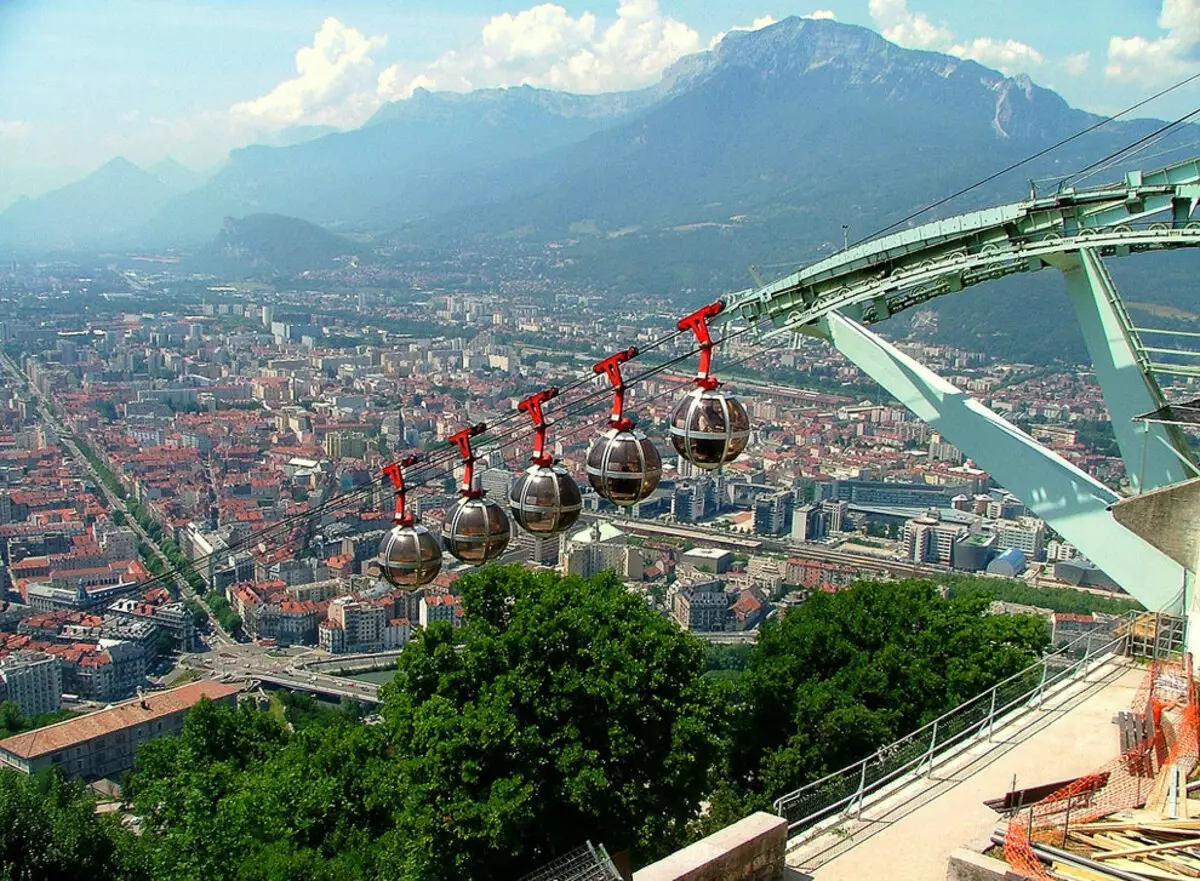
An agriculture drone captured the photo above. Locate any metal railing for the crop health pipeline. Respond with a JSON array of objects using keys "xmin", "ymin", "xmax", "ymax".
[
  {"xmin": 771, "ymin": 611, "xmax": 1182, "ymax": 834},
  {"xmin": 518, "ymin": 841, "xmax": 623, "ymax": 881}
]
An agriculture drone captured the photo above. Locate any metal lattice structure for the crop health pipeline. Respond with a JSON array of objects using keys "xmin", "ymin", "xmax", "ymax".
[
  {"xmin": 518, "ymin": 842, "xmax": 624, "ymax": 881},
  {"xmin": 717, "ymin": 157, "xmax": 1200, "ymax": 617}
]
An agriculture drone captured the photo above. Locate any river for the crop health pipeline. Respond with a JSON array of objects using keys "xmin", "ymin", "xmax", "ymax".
[{"xmin": 342, "ymin": 669, "xmax": 398, "ymax": 686}]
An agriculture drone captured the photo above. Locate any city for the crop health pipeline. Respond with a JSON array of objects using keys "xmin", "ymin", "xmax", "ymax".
[
  {"xmin": 1, "ymin": 4, "xmax": 1199, "ymax": 881},
  {"xmin": 0, "ymin": 250, "xmax": 1145, "ymax": 771}
]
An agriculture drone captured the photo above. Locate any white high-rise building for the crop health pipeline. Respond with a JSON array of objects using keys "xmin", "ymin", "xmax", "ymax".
[{"xmin": 0, "ymin": 652, "xmax": 61, "ymax": 716}]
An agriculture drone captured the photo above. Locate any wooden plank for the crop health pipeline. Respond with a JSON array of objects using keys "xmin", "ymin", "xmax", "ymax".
[
  {"xmin": 1105, "ymin": 857, "xmax": 1194, "ymax": 880},
  {"xmin": 1151, "ymin": 854, "xmax": 1200, "ymax": 878},
  {"xmin": 1079, "ymin": 820, "xmax": 1200, "ymax": 833},
  {"xmin": 1051, "ymin": 862, "xmax": 1122, "ymax": 881},
  {"xmin": 1094, "ymin": 836, "xmax": 1200, "ymax": 861},
  {"xmin": 984, "ymin": 773, "xmax": 1112, "ymax": 812}
]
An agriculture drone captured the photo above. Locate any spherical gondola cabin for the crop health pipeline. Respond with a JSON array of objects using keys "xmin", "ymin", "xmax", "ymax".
[
  {"xmin": 586, "ymin": 426, "xmax": 662, "ymax": 506},
  {"xmin": 586, "ymin": 348, "xmax": 662, "ymax": 506},
  {"xmin": 444, "ymin": 495, "xmax": 512, "ymax": 564},
  {"xmin": 511, "ymin": 464, "xmax": 582, "ymax": 534},
  {"xmin": 377, "ymin": 521, "xmax": 442, "ymax": 587},
  {"xmin": 669, "ymin": 386, "xmax": 750, "ymax": 469},
  {"xmin": 377, "ymin": 457, "xmax": 442, "ymax": 587},
  {"xmin": 508, "ymin": 388, "xmax": 583, "ymax": 535},
  {"xmin": 444, "ymin": 424, "xmax": 511, "ymax": 565}
]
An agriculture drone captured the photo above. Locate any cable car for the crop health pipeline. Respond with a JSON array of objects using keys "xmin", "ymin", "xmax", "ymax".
[
  {"xmin": 670, "ymin": 302, "xmax": 749, "ymax": 469},
  {"xmin": 377, "ymin": 456, "xmax": 442, "ymax": 587},
  {"xmin": 509, "ymin": 388, "xmax": 583, "ymax": 534},
  {"xmin": 586, "ymin": 348, "xmax": 662, "ymax": 505},
  {"xmin": 444, "ymin": 424, "xmax": 512, "ymax": 564}
]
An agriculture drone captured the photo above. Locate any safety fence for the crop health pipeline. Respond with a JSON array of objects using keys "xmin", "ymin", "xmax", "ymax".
[
  {"xmin": 1004, "ymin": 654, "xmax": 1199, "ymax": 879},
  {"xmin": 771, "ymin": 611, "xmax": 1182, "ymax": 834}
]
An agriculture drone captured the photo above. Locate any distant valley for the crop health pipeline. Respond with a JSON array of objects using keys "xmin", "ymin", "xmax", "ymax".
[{"xmin": 2, "ymin": 16, "xmax": 1197, "ymax": 365}]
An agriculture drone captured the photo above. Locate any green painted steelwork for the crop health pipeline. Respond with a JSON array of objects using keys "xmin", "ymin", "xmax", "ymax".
[
  {"xmin": 815, "ymin": 311, "xmax": 1186, "ymax": 612},
  {"xmin": 1052, "ymin": 249, "xmax": 1192, "ymax": 493},
  {"xmin": 722, "ymin": 157, "xmax": 1200, "ymax": 333},
  {"xmin": 721, "ymin": 156, "xmax": 1200, "ymax": 612}
]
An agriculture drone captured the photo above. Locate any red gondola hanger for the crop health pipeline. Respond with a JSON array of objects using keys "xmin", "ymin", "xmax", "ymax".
[
  {"xmin": 593, "ymin": 347, "xmax": 638, "ymax": 430},
  {"xmin": 448, "ymin": 423, "xmax": 486, "ymax": 498},
  {"xmin": 382, "ymin": 454, "xmax": 420, "ymax": 526},
  {"xmin": 518, "ymin": 387, "xmax": 558, "ymax": 467},
  {"xmin": 678, "ymin": 301, "xmax": 725, "ymax": 389}
]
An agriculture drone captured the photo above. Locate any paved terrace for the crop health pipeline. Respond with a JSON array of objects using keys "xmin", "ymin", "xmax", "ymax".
[{"xmin": 786, "ymin": 655, "xmax": 1144, "ymax": 881}]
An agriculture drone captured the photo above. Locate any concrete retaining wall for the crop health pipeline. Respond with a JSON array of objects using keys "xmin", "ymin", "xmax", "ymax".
[
  {"xmin": 946, "ymin": 848, "xmax": 1017, "ymax": 881},
  {"xmin": 633, "ymin": 813, "xmax": 787, "ymax": 881}
]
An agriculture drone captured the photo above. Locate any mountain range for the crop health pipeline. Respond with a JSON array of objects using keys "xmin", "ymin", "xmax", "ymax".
[{"xmin": 2, "ymin": 15, "xmax": 1196, "ymax": 356}]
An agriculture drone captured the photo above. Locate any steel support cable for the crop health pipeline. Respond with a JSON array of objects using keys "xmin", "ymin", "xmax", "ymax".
[
  {"xmin": 1059, "ymin": 104, "xmax": 1200, "ymax": 188},
  {"xmin": 395, "ymin": 331, "xmax": 792, "ymax": 510},
  {"xmin": 110, "ymin": 320, "xmax": 770, "ymax": 598},
  {"xmin": 129, "ymin": 325, "xmax": 706, "ymax": 587},
  {"xmin": 848, "ymin": 69, "xmax": 1200, "ymax": 249},
  {"xmin": 119, "ymin": 343, "xmax": 708, "ymax": 600}
]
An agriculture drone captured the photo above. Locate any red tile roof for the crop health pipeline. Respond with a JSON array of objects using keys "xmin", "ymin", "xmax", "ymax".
[{"xmin": 0, "ymin": 680, "xmax": 242, "ymax": 759}]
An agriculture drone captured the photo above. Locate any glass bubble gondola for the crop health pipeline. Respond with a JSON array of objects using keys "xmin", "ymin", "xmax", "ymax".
[
  {"xmin": 586, "ymin": 348, "xmax": 662, "ymax": 506},
  {"xmin": 443, "ymin": 424, "xmax": 512, "ymax": 564},
  {"xmin": 669, "ymin": 301, "xmax": 749, "ymax": 470},
  {"xmin": 508, "ymin": 388, "xmax": 583, "ymax": 535},
  {"xmin": 377, "ymin": 456, "xmax": 443, "ymax": 587},
  {"xmin": 669, "ymin": 387, "xmax": 750, "ymax": 469}
]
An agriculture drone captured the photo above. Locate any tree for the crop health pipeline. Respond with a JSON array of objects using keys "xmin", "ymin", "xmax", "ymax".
[
  {"xmin": 129, "ymin": 698, "xmax": 394, "ymax": 881},
  {"xmin": 152, "ymin": 629, "xmax": 177, "ymax": 658},
  {"xmin": 379, "ymin": 565, "xmax": 726, "ymax": 880},
  {"xmin": 0, "ymin": 768, "xmax": 148, "ymax": 880},
  {"xmin": 731, "ymin": 579, "xmax": 1049, "ymax": 797},
  {"xmin": 0, "ymin": 702, "xmax": 27, "ymax": 739}
]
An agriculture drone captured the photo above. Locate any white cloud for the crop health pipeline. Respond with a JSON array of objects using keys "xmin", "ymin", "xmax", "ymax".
[
  {"xmin": 230, "ymin": 17, "xmax": 387, "ymax": 127},
  {"xmin": 868, "ymin": 0, "xmax": 951, "ymax": 50},
  {"xmin": 1063, "ymin": 51, "xmax": 1090, "ymax": 76},
  {"xmin": 868, "ymin": 0, "xmax": 1044, "ymax": 75},
  {"xmin": 1106, "ymin": 0, "xmax": 1200, "ymax": 82},
  {"xmin": 379, "ymin": 0, "xmax": 701, "ymax": 99},
  {"xmin": 949, "ymin": 37, "xmax": 1044, "ymax": 74},
  {"xmin": 806, "ymin": 10, "xmax": 837, "ymax": 21},
  {"xmin": 709, "ymin": 14, "xmax": 778, "ymax": 50},
  {"xmin": 482, "ymin": 4, "xmax": 597, "ymax": 60},
  {"xmin": 0, "ymin": 120, "xmax": 33, "ymax": 140}
]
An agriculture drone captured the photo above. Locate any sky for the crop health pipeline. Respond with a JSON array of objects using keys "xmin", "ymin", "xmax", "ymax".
[{"xmin": 0, "ymin": 0, "xmax": 1198, "ymax": 210}]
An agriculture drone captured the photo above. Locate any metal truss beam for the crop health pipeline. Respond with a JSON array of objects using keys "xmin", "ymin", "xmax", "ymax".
[
  {"xmin": 1051, "ymin": 248, "xmax": 1194, "ymax": 493},
  {"xmin": 815, "ymin": 310, "xmax": 1187, "ymax": 612},
  {"xmin": 722, "ymin": 156, "xmax": 1200, "ymax": 334}
]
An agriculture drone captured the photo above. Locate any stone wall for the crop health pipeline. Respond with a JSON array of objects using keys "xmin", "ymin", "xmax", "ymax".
[{"xmin": 633, "ymin": 812, "xmax": 787, "ymax": 881}]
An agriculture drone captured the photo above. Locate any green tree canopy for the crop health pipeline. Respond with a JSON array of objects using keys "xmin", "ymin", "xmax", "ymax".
[
  {"xmin": 379, "ymin": 566, "xmax": 726, "ymax": 879},
  {"xmin": 129, "ymin": 698, "xmax": 394, "ymax": 881},
  {"xmin": 732, "ymin": 579, "xmax": 1049, "ymax": 796},
  {"xmin": 126, "ymin": 567, "xmax": 725, "ymax": 881},
  {"xmin": 0, "ymin": 769, "xmax": 148, "ymax": 881}
]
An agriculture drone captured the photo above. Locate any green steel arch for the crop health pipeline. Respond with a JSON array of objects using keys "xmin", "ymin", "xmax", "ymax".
[{"xmin": 720, "ymin": 157, "xmax": 1200, "ymax": 613}]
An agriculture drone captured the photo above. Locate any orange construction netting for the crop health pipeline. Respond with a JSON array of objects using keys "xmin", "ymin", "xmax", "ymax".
[{"xmin": 1004, "ymin": 657, "xmax": 1199, "ymax": 880}]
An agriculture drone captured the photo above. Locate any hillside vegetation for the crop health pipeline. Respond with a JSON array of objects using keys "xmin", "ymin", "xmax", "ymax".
[{"xmin": 0, "ymin": 568, "xmax": 1050, "ymax": 881}]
